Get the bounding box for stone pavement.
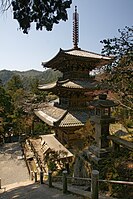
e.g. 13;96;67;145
0;181;84;199
0;142;29;186
0;142;115;199
0;180;116;199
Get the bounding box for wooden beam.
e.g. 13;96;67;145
108;135;133;151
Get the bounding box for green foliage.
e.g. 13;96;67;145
0;68;61;139
101;26;133;63
0;85;13;138
0;69;61;139
0;70;13;85
33;121;50;134
0;86;12;113
125;118;133;128
30;78;39;94
1;0;72;33
6;74;23;92
44;149;68;172
101;26;133;111
99;148;133;198
0;69;62;90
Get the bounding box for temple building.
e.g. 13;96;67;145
34;7;113;148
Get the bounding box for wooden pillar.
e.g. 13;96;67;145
0;178;1;189
91;170;99;199
34;171;37;182
62;170;67;194
48;171;52;188
40;170;44;184
30;171;34;181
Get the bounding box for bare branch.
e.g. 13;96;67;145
0;0;11;12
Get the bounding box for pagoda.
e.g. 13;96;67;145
35;7;112;147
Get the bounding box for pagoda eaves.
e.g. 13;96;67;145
39;79;101;91
42;48;113;71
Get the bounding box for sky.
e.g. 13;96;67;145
0;0;133;71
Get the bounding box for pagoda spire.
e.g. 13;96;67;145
73;6;79;49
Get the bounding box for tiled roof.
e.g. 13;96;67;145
38;82;56;90
42;48;113;69
38;79;100;91
35;110;57;126
60;79;99;89
30;135;73;163
34;104;90;127
34;105;67;126
58;110;90;127
40;134;73;158
64;49;111;60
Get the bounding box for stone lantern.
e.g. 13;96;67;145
88;94;116;162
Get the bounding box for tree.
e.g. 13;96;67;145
100;26;133;113
44;149;68;172
6;74;23;92
1;0;72;33
101;26;133;64
6;75;25;109
6;75;29;135
0;85;13;139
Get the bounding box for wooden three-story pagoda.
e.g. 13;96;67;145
35;7;112;147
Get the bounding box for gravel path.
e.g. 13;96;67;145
0;142;29;186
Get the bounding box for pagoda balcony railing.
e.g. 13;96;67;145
54;101;87;110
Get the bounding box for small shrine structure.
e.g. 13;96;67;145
35;7;113;147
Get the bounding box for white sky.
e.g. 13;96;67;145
0;0;133;71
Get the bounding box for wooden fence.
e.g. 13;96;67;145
30;170;133;199
1;169;131;199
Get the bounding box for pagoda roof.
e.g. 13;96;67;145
59;79;100;89
64;49;111;60
58;110;89;127
38;79;101;90
34;104;89;127
42;48;113;70
38;82;56;90
34;105;67;126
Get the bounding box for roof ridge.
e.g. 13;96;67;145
54;110;68;126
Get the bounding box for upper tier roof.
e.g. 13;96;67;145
38;79;101;90
42;48;113;70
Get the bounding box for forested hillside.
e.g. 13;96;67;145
0;68;61;142
0;69;62;89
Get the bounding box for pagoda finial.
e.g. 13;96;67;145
73;6;79;49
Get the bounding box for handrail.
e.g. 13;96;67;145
67;176;91;181
99;179;133;185
51;174;133;185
